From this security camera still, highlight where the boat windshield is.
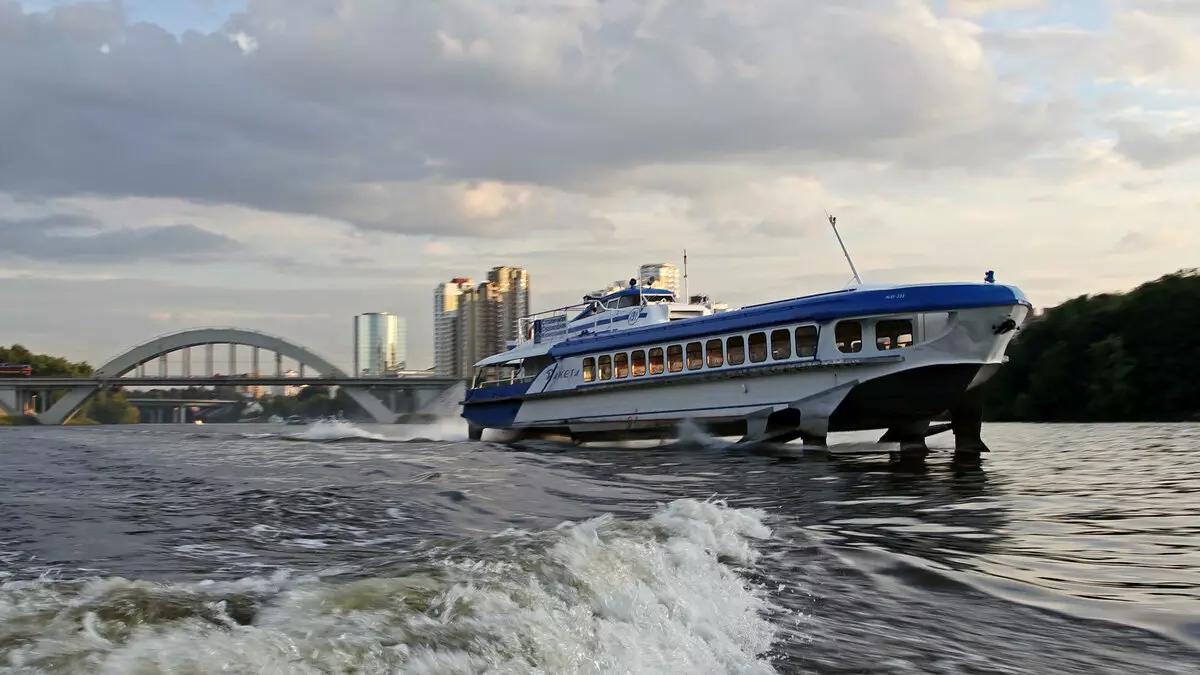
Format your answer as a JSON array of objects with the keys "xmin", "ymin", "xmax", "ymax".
[
  {"xmin": 471, "ymin": 355, "xmax": 553, "ymax": 388},
  {"xmin": 472, "ymin": 363, "xmax": 519, "ymax": 388},
  {"xmin": 606, "ymin": 294, "xmax": 642, "ymax": 309}
]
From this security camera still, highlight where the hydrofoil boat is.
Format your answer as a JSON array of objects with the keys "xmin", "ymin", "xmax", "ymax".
[{"xmin": 461, "ymin": 218, "xmax": 1030, "ymax": 464}]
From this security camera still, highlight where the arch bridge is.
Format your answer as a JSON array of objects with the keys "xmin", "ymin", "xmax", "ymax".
[{"xmin": 0, "ymin": 328, "xmax": 464, "ymax": 425}]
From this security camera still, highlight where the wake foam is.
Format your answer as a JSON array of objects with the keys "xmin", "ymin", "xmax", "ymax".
[
  {"xmin": 671, "ymin": 419, "xmax": 739, "ymax": 450},
  {"xmin": 273, "ymin": 418, "xmax": 471, "ymax": 444},
  {"xmin": 0, "ymin": 499, "xmax": 780, "ymax": 674},
  {"xmin": 285, "ymin": 419, "xmax": 392, "ymax": 442}
]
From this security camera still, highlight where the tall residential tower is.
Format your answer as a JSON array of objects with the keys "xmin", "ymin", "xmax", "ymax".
[
  {"xmin": 433, "ymin": 267, "xmax": 531, "ymax": 379},
  {"xmin": 638, "ymin": 263, "xmax": 680, "ymax": 295},
  {"xmin": 433, "ymin": 278, "xmax": 474, "ymax": 377},
  {"xmin": 353, "ymin": 312, "xmax": 405, "ymax": 376}
]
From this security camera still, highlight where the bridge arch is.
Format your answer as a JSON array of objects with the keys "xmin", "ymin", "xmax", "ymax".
[
  {"xmin": 40, "ymin": 328, "xmax": 397, "ymax": 425},
  {"xmin": 94, "ymin": 328, "xmax": 347, "ymax": 378}
]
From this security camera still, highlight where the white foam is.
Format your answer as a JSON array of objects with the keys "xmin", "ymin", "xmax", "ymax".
[
  {"xmin": 0, "ymin": 499, "xmax": 782, "ymax": 674},
  {"xmin": 282, "ymin": 418, "xmax": 471, "ymax": 443},
  {"xmin": 675, "ymin": 419, "xmax": 739, "ymax": 449},
  {"xmin": 286, "ymin": 419, "xmax": 391, "ymax": 442}
]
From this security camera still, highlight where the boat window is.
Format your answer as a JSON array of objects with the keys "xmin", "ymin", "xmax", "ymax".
[
  {"xmin": 706, "ymin": 339, "xmax": 723, "ymax": 368},
  {"xmin": 667, "ymin": 345, "xmax": 683, "ymax": 372},
  {"xmin": 727, "ymin": 335, "xmax": 745, "ymax": 365},
  {"xmin": 836, "ymin": 321, "xmax": 863, "ymax": 354},
  {"xmin": 631, "ymin": 350, "xmax": 646, "ymax": 377},
  {"xmin": 521, "ymin": 356, "xmax": 553, "ymax": 380},
  {"xmin": 583, "ymin": 357, "xmax": 595, "ymax": 383},
  {"xmin": 771, "ymin": 329, "xmax": 791, "ymax": 360},
  {"xmin": 598, "ymin": 355, "xmax": 612, "ymax": 380},
  {"xmin": 876, "ymin": 319, "xmax": 914, "ymax": 351},
  {"xmin": 748, "ymin": 332, "xmax": 768, "ymax": 363},
  {"xmin": 649, "ymin": 347, "xmax": 665, "ymax": 375},
  {"xmin": 795, "ymin": 326, "xmax": 818, "ymax": 358},
  {"xmin": 686, "ymin": 342, "xmax": 703, "ymax": 370},
  {"xmin": 614, "ymin": 352, "xmax": 629, "ymax": 379}
]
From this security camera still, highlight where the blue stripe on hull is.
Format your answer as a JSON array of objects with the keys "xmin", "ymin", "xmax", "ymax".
[
  {"xmin": 462, "ymin": 381, "xmax": 530, "ymax": 429},
  {"xmin": 549, "ymin": 283, "xmax": 1027, "ymax": 358}
]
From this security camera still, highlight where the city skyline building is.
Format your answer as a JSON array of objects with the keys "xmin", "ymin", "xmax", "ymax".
[
  {"xmin": 590, "ymin": 262, "xmax": 681, "ymax": 298},
  {"xmin": 638, "ymin": 262, "xmax": 680, "ymax": 295},
  {"xmin": 432, "ymin": 266, "xmax": 531, "ymax": 379},
  {"xmin": 353, "ymin": 312, "xmax": 405, "ymax": 376},
  {"xmin": 433, "ymin": 278, "xmax": 474, "ymax": 377}
]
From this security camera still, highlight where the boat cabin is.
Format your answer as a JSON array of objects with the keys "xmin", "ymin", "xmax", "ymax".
[{"xmin": 468, "ymin": 282, "xmax": 715, "ymax": 389}]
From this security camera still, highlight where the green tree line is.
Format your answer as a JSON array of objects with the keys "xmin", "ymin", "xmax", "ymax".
[
  {"xmin": 0, "ymin": 345, "xmax": 137, "ymax": 424},
  {"xmin": 0, "ymin": 345, "xmax": 93, "ymax": 377},
  {"xmin": 985, "ymin": 269, "xmax": 1200, "ymax": 422}
]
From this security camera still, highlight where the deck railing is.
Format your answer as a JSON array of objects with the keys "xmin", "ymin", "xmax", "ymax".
[{"xmin": 517, "ymin": 302, "xmax": 592, "ymax": 347}]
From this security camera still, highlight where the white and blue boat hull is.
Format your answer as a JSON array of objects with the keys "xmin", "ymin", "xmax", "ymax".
[{"xmin": 463, "ymin": 282, "xmax": 1030, "ymax": 456}]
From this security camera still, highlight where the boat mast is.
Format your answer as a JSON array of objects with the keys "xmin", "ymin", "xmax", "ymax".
[
  {"xmin": 826, "ymin": 211, "xmax": 862, "ymax": 286},
  {"xmin": 683, "ymin": 249, "xmax": 689, "ymax": 301}
]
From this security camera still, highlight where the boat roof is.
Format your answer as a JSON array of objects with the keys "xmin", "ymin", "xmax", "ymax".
[
  {"xmin": 592, "ymin": 286, "xmax": 674, "ymax": 301},
  {"xmin": 548, "ymin": 281, "xmax": 1029, "ymax": 358},
  {"xmin": 473, "ymin": 336, "xmax": 554, "ymax": 367}
]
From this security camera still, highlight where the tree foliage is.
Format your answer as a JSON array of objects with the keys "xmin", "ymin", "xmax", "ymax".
[
  {"xmin": 986, "ymin": 269, "xmax": 1200, "ymax": 422},
  {"xmin": 0, "ymin": 345, "xmax": 93, "ymax": 377},
  {"xmin": 82, "ymin": 390, "xmax": 140, "ymax": 424}
]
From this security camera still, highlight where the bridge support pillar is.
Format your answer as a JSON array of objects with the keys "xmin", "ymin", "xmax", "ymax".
[
  {"xmin": 0, "ymin": 386, "xmax": 18, "ymax": 416},
  {"xmin": 341, "ymin": 385, "xmax": 399, "ymax": 424},
  {"xmin": 37, "ymin": 386, "xmax": 99, "ymax": 425}
]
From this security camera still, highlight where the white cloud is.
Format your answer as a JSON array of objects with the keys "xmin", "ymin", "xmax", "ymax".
[{"xmin": 945, "ymin": 0, "xmax": 1047, "ymax": 17}]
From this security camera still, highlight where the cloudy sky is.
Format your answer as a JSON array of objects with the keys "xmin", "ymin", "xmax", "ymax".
[{"xmin": 2, "ymin": 0, "xmax": 1197, "ymax": 372}]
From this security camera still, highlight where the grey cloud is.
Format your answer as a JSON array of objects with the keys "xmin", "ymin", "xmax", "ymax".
[
  {"xmin": 1112, "ymin": 120, "xmax": 1200, "ymax": 169},
  {"xmin": 0, "ymin": 0, "xmax": 1065, "ymax": 235},
  {"xmin": 0, "ymin": 214, "xmax": 240, "ymax": 262}
]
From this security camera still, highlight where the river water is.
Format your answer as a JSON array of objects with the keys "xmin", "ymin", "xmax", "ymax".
[{"xmin": 0, "ymin": 421, "xmax": 1197, "ymax": 674}]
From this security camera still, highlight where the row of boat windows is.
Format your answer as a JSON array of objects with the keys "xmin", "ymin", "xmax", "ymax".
[
  {"xmin": 580, "ymin": 317, "xmax": 917, "ymax": 383},
  {"xmin": 836, "ymin": 318, "xmax": 915, "ymax": 354},
  {"xmin": 582, "ymin": 326, "xmax": 819, "ymax": 382}
]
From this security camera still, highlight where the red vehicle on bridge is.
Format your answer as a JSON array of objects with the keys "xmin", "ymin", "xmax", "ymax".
[{"xmin": 0, "ymin": 363, "xmax": 33, "ymax": 377}]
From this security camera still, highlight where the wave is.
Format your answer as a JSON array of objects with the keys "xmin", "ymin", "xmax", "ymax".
[
  {"xmin": 235, "ymin": 419, "xmax": 473, "ymax": 444},
  {"xmin": 0, "ymin": 499, "xmax": 780, "ymax": 674}
]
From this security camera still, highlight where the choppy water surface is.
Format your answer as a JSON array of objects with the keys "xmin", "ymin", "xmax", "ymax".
[{"xmin": 1, "ymin": 421, "xmax": 1197, "ymax": 674}]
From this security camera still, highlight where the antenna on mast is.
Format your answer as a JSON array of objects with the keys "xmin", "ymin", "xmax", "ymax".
[
  {"xmin": 682, "ymin": 249, "xmax": 689, "ymax": 301},
  {"xmin": 826, "ymin": 211, "xmax": 862, "ymax": 286}
]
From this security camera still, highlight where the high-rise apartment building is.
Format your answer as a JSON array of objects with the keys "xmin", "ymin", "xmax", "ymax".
[
  {"xmin": 434, "ymin": 278, "xmax": 474, "ymax": 377},
  {"xmin": 353, "ymin": 312, "xmax": 405, "ymax": 376},
  {"xmin": 487, "ymin": 266, "xmax": 531, "ymax": 345},
  {"xmin": 433, "ymin": 267, "xmax": 531, "ymax": 379},
  {"xmin": 638, "ymin": 263, "xmax": 680, "ymax": 295}
]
